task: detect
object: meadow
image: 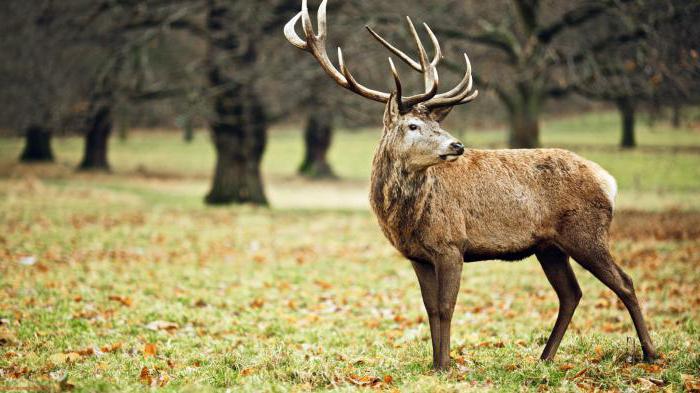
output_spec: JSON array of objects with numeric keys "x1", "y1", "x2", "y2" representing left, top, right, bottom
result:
[{"x1": 1, "y1": 112, "x2": 699, "y2": 392}]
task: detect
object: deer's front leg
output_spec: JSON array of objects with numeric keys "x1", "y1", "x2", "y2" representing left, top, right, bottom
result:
[
  {"x1": 435, "y1": 254, "x2": 463, "y2": 370},
  {"x1": 411, "y1": 260, "x2": 440, "y2": 368}
]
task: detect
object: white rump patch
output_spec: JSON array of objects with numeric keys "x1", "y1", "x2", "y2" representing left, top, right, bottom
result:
[{"x1": 589, "y1": 162, "x2": 618, "y2": 209}]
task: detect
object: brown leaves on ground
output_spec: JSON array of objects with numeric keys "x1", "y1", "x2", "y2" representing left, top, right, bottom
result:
[
  {"x1": 47, "y1": 343, "x2": 123, "y2": 367},
  {"x1": 146, "y1": 320, "x2": 179, "y2": 332},
  {"x1": 345, "y1": 373, "x2": 394, "y2": 388},
  {"x1": 559, "y1": 363, "x2": 575, "y2": 371},
  {"x1": 611, "y1": 211, "x2": 700, "y2": 241},
  {"x1": 143, "y1": 343, "x2": 157, "y2": 358},
  {"x1": 108, "y1": 295, "x2": 133, "y2": 307},
  {"x1": 683, "y1": 374, "x2": 700, "y2": 393},
  {"x1": 140, "y1": 366, "x2": 170, "y2": 387}
]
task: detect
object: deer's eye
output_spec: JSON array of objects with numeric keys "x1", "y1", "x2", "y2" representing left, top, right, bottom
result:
[{"x1": 408, "y1": 124, "x2": 419, "y2": 131}]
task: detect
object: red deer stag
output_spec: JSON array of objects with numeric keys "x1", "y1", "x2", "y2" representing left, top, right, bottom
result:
[{"x1": 284, "y1": 0, "x2": 658, "y2": 370}]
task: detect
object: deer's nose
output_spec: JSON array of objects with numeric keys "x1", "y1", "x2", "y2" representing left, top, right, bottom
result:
[{"x1": 450, "y1": 141, "x2": 465, "y2": 155}]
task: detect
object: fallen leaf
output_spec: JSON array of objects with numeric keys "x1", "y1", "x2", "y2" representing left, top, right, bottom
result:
[
  {"x1": 108, "y1": 295, "x2": 132, "y2": 307},
  {"x1": 314, "y1": 279, "x2": 333, "y2": 290},
  {"x1": 100, "y1": 342, "x2": 122, "y2": 353},
  {"x1": 638, "y1": 363, "x2": 663, "y2": 373},
  {"x1": 347, "y1": 374, "x2": 381, "y2": 387},
  {"x1": 683, "y1": 374, "x2": 700, "y2": 393},
  {"x1": 49, "y1": 352, "x2": 81, "y2": 365},
  {"x1": 194, "y1": 299, "x2": 208, "y2": 308},
  {"x1": 143, "y1": 343, "x2": 157, "y2": 358},
  {"x1": 240, "y1": 367, "x2": 255, "y2": 376},
  {"x1": 146, "y1": 321, "x2": 179, "y2": 332},
  {"x1": 139, "y1": 366, "x2": 152, "y2": 385},
  {"x1": 250, "y1": 298, "x2": 265, "y2": 309},
  {"x1": 559, "y1": 363, "x2": 575, "y2": 371},
  {"x1": 569, "y1": 368, "x2": 588, "y2": 380}
]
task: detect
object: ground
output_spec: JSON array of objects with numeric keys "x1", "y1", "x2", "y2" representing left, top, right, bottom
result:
[{"x1": 1, "y1": 112, "x2": 699, "y2": 392}]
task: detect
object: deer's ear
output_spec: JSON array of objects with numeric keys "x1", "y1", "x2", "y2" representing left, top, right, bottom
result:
[
  {"x1": 383, "y1": 93, "x2": 401, "y2": 129},
  {"x1": 430, "y1": 106, "x2": 454, "y2": 123}
]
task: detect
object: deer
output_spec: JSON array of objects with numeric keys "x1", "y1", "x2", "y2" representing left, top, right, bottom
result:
[{"x1": 284, "y1": 0, "x2": 658, "y2": 370}]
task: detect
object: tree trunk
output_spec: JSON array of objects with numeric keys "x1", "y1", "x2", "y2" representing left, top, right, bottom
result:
[
  {"x1": 78, "y1": 103, "x2": 112, "y2": 171},
  {"x1": 205, "y1": 84, "x2": 267, "y2": 205},
  {"x1": 508, "y1": 106, "x2": 541, "y2": 149},
  {"x1": 617, "y1": 97, "x2": 636, "y2": 149},
  {"x1": 299, "y1": 112, "x2": 335, "y2": 179},
  {"x1": 671, "y1": 103, "x2": 682, "y2": 129},
  {"x1": 19, "y1": 125, "x2": 54, "y2": 162},
  {"x1": 204, "y1": 0, "x2": 268, "y2": 205}
]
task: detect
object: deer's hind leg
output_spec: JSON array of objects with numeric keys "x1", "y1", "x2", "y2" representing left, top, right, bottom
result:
[
  {"x1": 559, "y1": 230, "x2": 658, "y2": 362},
  {"x1": 536, "y1": 246, "x2": 582, "y2": 361}
]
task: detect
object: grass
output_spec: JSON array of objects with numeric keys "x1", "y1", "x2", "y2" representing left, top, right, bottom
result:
[{"x1": 1, "y1": 111, "x2": 699, "y2": 392}]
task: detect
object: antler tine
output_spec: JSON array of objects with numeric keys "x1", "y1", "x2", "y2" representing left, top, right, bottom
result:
[
  {"x1": 283, "y1": 12, "x2": 307, "y2": 50},
  {"x1": 366, "y1": 26, "x2": 422, "y2": 72},
  {"x1": 425, "y1": 53, "x2": 478, "y2": 109},
  {"x1": 284, "y1": 0, "x2": 390, "y2": 103},
  {"x1": 405, "y1": 16, "x2": 431, "y2": 89},
  {"x1": 423, "y1": 23, "x2": 442, "y2": 67},
  {"x1": 434, "y1": 53, "x2": 472, "y2": 99},
  {"x1": 301, "y1": 0, "x2": 315, "y2": 38},
  {"x1": 388, "y1": 57, "x2": 404, "y2": 111},
  {"x1": 317, "y1": 0, "x2": 327, "y2": 39},
  {"x1": 365, "y1": 21, "x2": 442, "y2": 71},
  {"x1": 337, "y1": 47, "x2": 392, "y2": 102}
]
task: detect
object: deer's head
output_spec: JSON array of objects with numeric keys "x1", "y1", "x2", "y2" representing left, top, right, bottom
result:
[{"x1": 285, "y1": 0, "x2": 478, "y2": 170}]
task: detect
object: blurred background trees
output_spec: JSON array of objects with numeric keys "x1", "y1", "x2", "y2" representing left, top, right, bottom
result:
[{"x1": 0, "y1": 0, "x2": 697, "y2": 204}]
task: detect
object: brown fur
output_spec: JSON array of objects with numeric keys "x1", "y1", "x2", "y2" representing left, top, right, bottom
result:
[{"x1": 368, "y1": 101, "x2": 658, "y2": 370}]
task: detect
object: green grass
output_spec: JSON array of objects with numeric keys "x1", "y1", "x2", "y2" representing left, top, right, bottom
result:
[{"x1": 1, "y1": 111, "x2": 699, "y2": 391}]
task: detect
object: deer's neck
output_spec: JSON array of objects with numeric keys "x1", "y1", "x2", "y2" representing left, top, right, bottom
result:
[{"x1": 369, "y1": 146, "x2": 435, "y2": 236}]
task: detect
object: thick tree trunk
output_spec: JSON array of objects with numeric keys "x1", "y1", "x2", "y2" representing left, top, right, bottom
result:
[
  {"x1": 508, "y1": 106, "x2": 541, "y2": 149},
  {"x1": 204, "y1": 0, "x2": 268, "y2": 205},
  {"x1": 617, "y1": 97, "x2": 636, "y2": 149},
  {"x1": 205, "y1": 83, "x2": 268, "y2": 205},
  {"x1": 299, "y1": 112, "x2": 335, "y2": 179},
  {"x1": 19, "y1": 125, "x2": 54, "y2": 162},
  {"x1": 78, "y1": 104, "x2": 112, "y2": 171}
]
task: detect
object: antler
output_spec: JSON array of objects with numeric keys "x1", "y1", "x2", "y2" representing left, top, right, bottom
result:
[
  {"x1": 284, "y1": 0, "x2": 477, "y2": 111},
  {"x1": 284, "y1": 0, "x2": 390, "y2": 103},
  {"x1": 366, "y1": 19, "x2": 478, "y2": 109}
]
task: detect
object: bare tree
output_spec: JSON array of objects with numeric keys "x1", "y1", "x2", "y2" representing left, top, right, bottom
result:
[
  {"x1": 567, "y1": 0, "x2": 699, "y2": 147},
  {"x1": 431, "y1": 0, "x2": 650, "y2": 148},
  {"x1": 0, "y1": 0, "x2": 89, "y2": 162}
]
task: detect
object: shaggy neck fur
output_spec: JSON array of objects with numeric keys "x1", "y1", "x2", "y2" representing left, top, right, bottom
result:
[{"x1": 369, "y1": 137, "x2": 435, "y2": 251}]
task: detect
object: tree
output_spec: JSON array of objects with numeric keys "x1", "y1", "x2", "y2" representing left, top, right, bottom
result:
[
  {"x1": 566, "y1": 0, "x2": 700, "y2": 148},
  {"x1": 0, "y1": 0, "x2": 88, "y2": 162},
  {"x1": 299, "y1": 108, "x2": 336, "y2": 179},
  {"x1": 434, "y1": 0, "x2": 649, "y2": 148}
]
